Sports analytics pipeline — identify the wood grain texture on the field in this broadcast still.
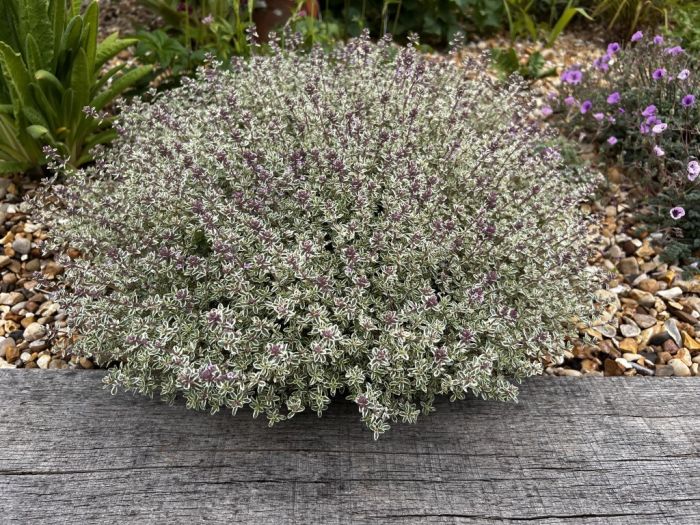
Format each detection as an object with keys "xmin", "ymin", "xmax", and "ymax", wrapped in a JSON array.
[{"xmin": 0, "ymin": 371, "xmax": 698, "ymax": 525}]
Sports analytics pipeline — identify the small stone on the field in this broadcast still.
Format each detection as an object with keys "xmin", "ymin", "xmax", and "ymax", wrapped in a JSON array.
[
  {"xmin": 11, "ymin": 237, "xmax": 31, "ymax": 255},
  {"xmin": 615, "ymin": 357, "xmax": 632, "ymax": 369},
  {"xmin": 581, "ymin": 359, "xmax": 599, "ymax": 373},
  {"xmin": 0, "ymin": 357, "xmax": 16, "ymax": 369},
  {"xmin": 658, "ymin": 351, "xmax": 673, "ymax": 364},
  {"xmin": 0, "ymin": 292, "xmax": 24, "ymax": 305},
  {"xmin": 558, "ymin": 369, "xmax": 582, "ymax": 377},
  {"xmin": 693, "ymin": 354, "xmax": 700, "ymax": 364},
  {"xmin": 655, "ymin": 364, "xmax": 675, "ymax": 377},
  {"xmin": 622, "ymin": 353, "xmax": 641, "ymax": 361},
  {"xmin": 618, "ymin": 338, "xmax": 638, "ymax": 353},
  {"xmin": 36, "ymin": 354, "xmax": 51, "ymax": 369},
  {"xmin": 606, "ymin": 245, "xmax": 624, "ymax": 259},
  {"xmin": 19, "ymin": 351, "xmax": 32, "ymax": 363},
  {"xmin": 632, "ymin": 314, "xmax": 657, "ymax": 329},
  {"xmin": 662, "ymin": 339, "xmax": 679, "ymax": 353},
  {"xmin": 681, "ymin": 331, "xmax": 700, "ymax": 350},
  {"xmin": 635, "ymin": 240, "xmax": 655, "ymax": 259},
  {"xmin": 629, "ymin": 361, "xmax": 654, "ymax": 375},
  {"xmin": 25, "ymin": 258, "xmax": 40, "ymax": 272},
  {"xmin": 42, "ymin": 261, "xmax": 64, "ymax": 279},
  {"xmin": 0, "ymin": 255, "xmax": 11, "ymax": 268},
  {"xmin": 48, "ymin": 358, "xmax": 67, "ymax": 369},
  {"xmin": 676, "ymin": 280, "xmax": 700, "ymax": 294},
  {"xmin": 0, "ymin": 337, "xmax": 14, "ymax": 358},
  {"xmin": 604, "ymin": 358, "xmax": 625, "ymax": 376},
  {"xmin": 79, "ymin": 357, "xmax": 94, "ymax": 369},
  {"xmin": 23, "ymin": 322, "xmax": 46, "ymax": 342},
  {"xmin": 676, "ymin": 348, "xmax": 692, "ymax": 367},
  {"xmin": 5, "ymin": 342, "xmax": 19, "ymax": 362},
  {"xmin": 665, "ymin": 319, "xmax": 682, "ymax": 346},
  {"xmin": 28, "ymin": 339, "xmax": 47, "ymax": 352},
  {"xmin": 599, "ymin": 324, "xmax": 618, "ymax": 338},
  {"xmin": 636, "ymin": 279, "xmax": 660, "ymax": 293},
  {"xmin": 692, "ymin": 363, "xmax": 699, "ymax": 376},
  {"xmin": 618, "ymin": 257, "xmax": 640, "ymax": 275},
  {"xmin": 668, "ymin": 358, "xmax": 691, "ymax": 377},
  {"xmin": 629, "ymin": 289, "xmax": 655, "ymax": 307},
  {"xmin": 657, "ymin": 287, "xmax": 683, "ymax": 300},
  {"xmin": 620, "ymin": 323, "xmax": 641, "ymax": 338}
]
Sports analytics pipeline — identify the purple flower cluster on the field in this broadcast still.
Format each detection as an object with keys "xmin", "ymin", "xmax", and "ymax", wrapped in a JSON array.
[{"xmin": 554, "ymin": 32, "xmax": 699, "ymax": 230}]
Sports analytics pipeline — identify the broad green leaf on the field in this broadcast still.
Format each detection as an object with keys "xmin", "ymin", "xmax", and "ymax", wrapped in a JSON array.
[
  {"xmin": 29, "ymin": 83, "xmax": 59, "ymax": 125},
  {"xmin": 21, "ymin": 0, "xmax": 52, "ymax": 66},
  {"xmin": 95, "ymin": 63, "xmax": 126, "ymax": 91},
  {"xmin": 546, "ymin": 5, "xmax": 591, "ymax": 47},
  {"xmin": 35, "ymin": 70, "xmax": 64, "ymax": 95},
  {"xmin": 91, "ymin": 65, "xmax": 153, "ymax": 110},
  {"xmin": 21, "ymin": 104, "xmax": 50, "ymax": 128},
  {"xmin": 0, "ymin": 42, "xmax": 33, "ymax": 108},
  {"xmin": 49, "ymin": 0, "xmax": 65, "ymax": 70},
  {"xmin": 61, "ymin": 88, "xmax": 75, "ymax": 129},
  {"xmin": 70, "ymin": 0, "xmax": 82, "ymax": 18},
  {"xmin": 0, "ymin": 161, "xmax": 30, "ymax": 173},
  {"xmin": 95, "ymin": 34, "xmax": 138, "ymax": 70},
  {"xmin": 61, "ymin": 16, "xmax": 84, "ymax": 56},
  {"xmin": 27, "ymin": 124, "xmax": 49, "ymax": 139},
  {"xmin": 70, "ymin": 48, "xmax": 90, "ymax": 114},
  {"xmin": 83, "ymin": 1, "xmax": 99, "ymax": 72},
  {"xmin": 25, "ymin": 34, "xmax": 43, "ymax": 73}
]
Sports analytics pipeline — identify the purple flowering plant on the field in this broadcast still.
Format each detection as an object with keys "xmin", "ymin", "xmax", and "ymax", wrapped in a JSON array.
[
  {"xmin": 553, "ymin": 34, "xmax": 700, "ymax": 266},
  {"xmin": 37, "ymin": 35, "xmax": 599, "ymax": 437}
]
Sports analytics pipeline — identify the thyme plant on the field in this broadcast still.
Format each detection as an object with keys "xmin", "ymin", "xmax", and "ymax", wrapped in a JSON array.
[{"xmin": 42, "ymin": 36, "xmax": 598, "ymax": 437}]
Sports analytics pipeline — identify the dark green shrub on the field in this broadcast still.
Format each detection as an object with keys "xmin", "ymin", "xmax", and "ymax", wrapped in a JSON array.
[{"xmin": 0, "ymin": 0, "xmax": 152, "ymax": 173}]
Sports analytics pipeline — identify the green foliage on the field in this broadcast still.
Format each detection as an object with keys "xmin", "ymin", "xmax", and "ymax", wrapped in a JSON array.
[
  {"xmin": 0, "ymin": 0, "xmax": 151, "ymax": 174},
  {"xmin": 491, "ymin": 48, "xmax": 556, "ymax": 81},
  {"xmin": 324, "ymin": 0, "xmax": 587, "ymax": 46},
  {"xmin": 41, "ymin": 37, "xmax": 598, "ymax": 437},
  {"xmin": 667, "ymin": 3, "xmax": 700, "ymax": 55},
  {"xmin": 590, "ymin": 0, "xmax": 671, "ymax": 37}
]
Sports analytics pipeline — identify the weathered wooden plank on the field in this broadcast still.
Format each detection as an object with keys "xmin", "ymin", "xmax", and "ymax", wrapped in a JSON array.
[{"xmin": 0, "ymin": 371, "xmax": 698, "ymax": 524}]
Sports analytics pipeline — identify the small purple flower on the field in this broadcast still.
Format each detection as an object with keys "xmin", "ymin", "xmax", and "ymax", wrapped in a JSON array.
[
  {"xmin": 593, "ymin": 112, "xmax": 605, "ymax": 121},
  {"xmin": 561, "ymin": 68, "xmax": 583, "ymax": 84},
  {"xmin": 631, "ymin": 31, "xmax": 643, "ymax": 42},
  {"xmin": 607, "ymin": 42, "xmax": 621, "ymax": 54},
  {"xmin": 607, "ymin": 91, "xmax": 621, "ymax": 104},
  {"xmin": 641, "ymin": 105, "xmax": 657, "ymax": 117},
  {"xmin": 665, "ymin": 46, "xmax": 684, "ymax": 56},
  {"xmin": 681, "ymin": 94, "xmax": 696, "ymax": 108},
  {"xmin": 541, "ymin": 105, "xmax": 553, "ymax": 118},
  {"xmin": 653, "ymin": 145, "xmax": 665, "ymax": 157},
  {"xmin": 640, "ymin": 122, "xmax": 650, "ymax": 134},
  {"xmin": 607, "ymin": 136, "xmax": 618, "ymax": 146},
  {"xmin": 202, "ymin": 14, "xmax": 214, "ymax": 24},
  {"xmin": 564, "ymin": 95, "xmax": 576, "ymax": 106},
  {"xmin": 652, "ymin": 68, "xmax": 667, "ymax": 80},
  {"xmin": 653, "ymin": 35, "xmax": 664, "ymax": 45},
  {"xmin": 580, "ymin": 100, "xmax": 592, "ymax": 114},
  {"xmin": 652, "ymin": 122, "xmax": 667, "ymax": 134},
  {"xmin": 678, "ymin": 69, "xmax": 690, "ymax": 80},
  {"xmin": 593, "ymin": 55, "xmax": 611, "ymax": 71},
  {"xmin": 688, "ymin": 160, "xmax": 700, "ymax": 181},
  {"xmin": 670, "ymin": 206, "xmax": 685, "ymax": 220}
]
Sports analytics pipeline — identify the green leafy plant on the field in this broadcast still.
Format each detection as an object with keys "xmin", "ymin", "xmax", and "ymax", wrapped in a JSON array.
[
  {"xmin": 0, "ymin": 0, "xmax": 152, "ymax": 174},
  {"xmin": 503, "ymin": 0, "xmax": 591, "ymax": 46},
  {"xmin": 41, "ymin": 37, "xmax": 598, "ymax": 437},
  {"xmin": 590, "ymin": 0, "xmax": 671, "ymax": 37},
  {"xmin": 667, "ymin": 2, "xmax": 700, "ymax": 55},
  {"xmin": 491, "ymin": 48, "xmax": 557, "ymax": 80}
]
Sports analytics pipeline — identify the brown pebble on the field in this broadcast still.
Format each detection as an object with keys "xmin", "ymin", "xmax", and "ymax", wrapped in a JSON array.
[{"xmin": 662, "ymin": 339, "xmax": 679, "ymax": 353}]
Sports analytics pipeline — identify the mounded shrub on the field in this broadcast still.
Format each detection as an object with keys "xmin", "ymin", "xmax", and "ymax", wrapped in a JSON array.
[{"xmin": 41, "ymin": 36, "xmax": 598, "ymax": 437}]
